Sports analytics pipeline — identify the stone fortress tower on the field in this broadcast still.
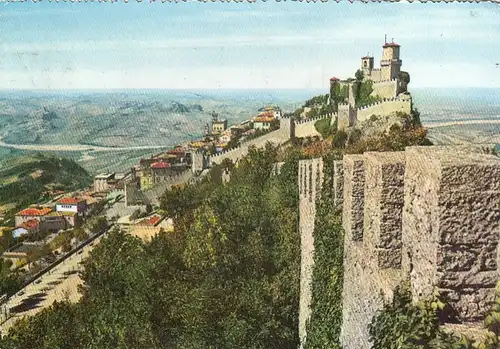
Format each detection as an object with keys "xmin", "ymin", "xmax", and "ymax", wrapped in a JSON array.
[
  {"xmin": 361, "ymin": 36, "xmax": 402, "ymax": 82},
  {"xmin": 332, "ymin": 37, "xmax": 412, "ymax": 131}
]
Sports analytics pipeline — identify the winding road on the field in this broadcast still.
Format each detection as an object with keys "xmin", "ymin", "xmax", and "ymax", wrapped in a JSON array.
[
  {"xmin": 424, "ymin": 119, "xmax": 500, "ymax": 129},
  {"xmin": 0, "ymin": 136, "xmax": 170, "ymax": 153}
]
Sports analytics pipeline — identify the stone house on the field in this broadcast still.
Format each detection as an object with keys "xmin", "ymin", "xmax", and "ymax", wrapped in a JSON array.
[
  {"xmin": 253, "ymin": 116, "xmax": 276, "ymax": 131},
  {"xmin": 14, "ymin": 207, "xmax": 52, "ymax": 227},
  {"xmin": 56, "ymin": 197, "xmax": 87, "ymax": 218}
]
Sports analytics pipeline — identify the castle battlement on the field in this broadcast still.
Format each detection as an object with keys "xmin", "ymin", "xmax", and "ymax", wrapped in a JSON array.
[
  {"xmin": 371, "ymin": 78, "xmax": 399, "ymax": 85},
  {"xmin": 356, "ymin": 96, "xmax": 406, "ymax": 111},
  {"xmin": 295, "ymin": 113, "xmax": 335, "ymax": 124},
  {"xmin": 298, "ymin": 145, "xmax": 500, "ymax": 349},
  {"xmin": 331, "ymin": 40, "xmax": 409, "ymax": 131}
]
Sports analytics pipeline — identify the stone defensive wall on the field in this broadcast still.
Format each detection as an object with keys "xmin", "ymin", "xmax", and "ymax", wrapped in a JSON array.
[
  {"xmin": 297, "ymin": 157, "xmax": 324, "ymax": 348},
  {"xmin": 125, "ymin": 170, "xmax": 194, "ymax": 206},
  {"xmin": 294, "ymin": 113, "xmax": 336, "ymax": 139},
  {"xmin": 210, "ymin": 113, "xmax": 337, "ymax": 166},
  {"xmin": 356, "ymin": 95, "xmax": 412, "ymax": 124},
  {"xmin": 209, "ymin": 117, "xmax": 294, "ymax": 166},
  {"xmin": 297, "ymin": 145, "xmax": 500, "ymax": 349},
  {"xmin": 370, "ymin": 79, "xmax": 399, "ymax": 100}
]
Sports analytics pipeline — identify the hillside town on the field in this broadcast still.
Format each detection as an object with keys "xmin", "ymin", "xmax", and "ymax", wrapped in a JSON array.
[{"xmin": 0, "ymin": 103, "xmax": 287, "ymax": 325}]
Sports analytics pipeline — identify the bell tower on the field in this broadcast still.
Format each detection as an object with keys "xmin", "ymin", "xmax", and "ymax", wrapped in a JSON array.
[
  {"xmin": 380, "ymin": 36, "xmax": 402, "ymax": 80},
  {"xmin": 361, "ymin": 54, "xmax": 374, "ymax": 78}
]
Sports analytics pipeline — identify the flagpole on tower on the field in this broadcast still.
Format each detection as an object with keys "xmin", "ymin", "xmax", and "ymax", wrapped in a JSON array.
[{"xmin": 384, "ymin": 34, "xmax": 387, "ymax": 44}]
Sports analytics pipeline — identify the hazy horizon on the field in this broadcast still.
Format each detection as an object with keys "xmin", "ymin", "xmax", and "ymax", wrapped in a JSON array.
[{"xmin": 2, "ymin": 1, "xmax": 499, "ymax": 90}]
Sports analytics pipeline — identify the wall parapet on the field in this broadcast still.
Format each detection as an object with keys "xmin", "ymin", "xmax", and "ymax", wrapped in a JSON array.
[
  {"xmin": 295, "ymin": 113, "xmax": 336, "ymax": 125},
  {"xmin": 298, "ymin": 145, "xmax": 500, "ymax": 349},
  {"xmin": 298, "ymin": 158, "xmax": 324, "ymax": 348},
  {"xmin": 356, "ymin": 96, "xmax": 408, "ymax": 111}
]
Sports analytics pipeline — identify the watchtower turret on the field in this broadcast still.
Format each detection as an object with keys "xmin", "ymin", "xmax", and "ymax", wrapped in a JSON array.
[
  {"xmin": 361, "ymin": 54, "xmax": 374, "ymax": 78},
  {"xmin": 380, "ymin": 37, "xmax": 402, "ymax": 80}
]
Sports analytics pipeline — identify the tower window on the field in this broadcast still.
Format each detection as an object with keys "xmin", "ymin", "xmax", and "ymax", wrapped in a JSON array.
[{"xmin": 364, "ymin": 61, "xmax": 367, "ymax": 67}]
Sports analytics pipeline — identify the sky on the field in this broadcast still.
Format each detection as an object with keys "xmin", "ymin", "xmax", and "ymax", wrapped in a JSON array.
[{"xmin": 1, "ymin": 1, "xmax": 500, "ymax": 90}]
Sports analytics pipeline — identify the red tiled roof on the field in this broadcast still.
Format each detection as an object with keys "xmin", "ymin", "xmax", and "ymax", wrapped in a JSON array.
[
  {"xmin": 361, "ymin": 56, "xmax": 372, "ymax": 59},
  {"xmin": 259, "ymin": 111, "xmax": 274, "ymax": 118},
  {"xmin": 254, "ymin": 116, "xmax": 275, "ymax": 123},
  {"xmin": 330, "ymin": 77, "xmax": 340, "ymax": 81},
  {"xmin": 151, "ymin": 161, "xmax": 170, "ymax": 169},
  {"xmin": 167, "ymin": 148, "xmax": 185, "ymax": 155},
  {"xmin": 57, "ymin": 197, "xmax": 81, "ymax": 205},
  {"xmin": 138, "ymin": 215, "xmax": 161, "ymax": 226},
  {"xmin": 21, "ymin": 219, "xmax": 39, "ymax": 230},
  {"xmin": 17, "ymin": 208, "xmax": 52, "ymax": 217},
  {"xmin": 383, "ymin": 42, "xmax": 400, "ymax": 48}
]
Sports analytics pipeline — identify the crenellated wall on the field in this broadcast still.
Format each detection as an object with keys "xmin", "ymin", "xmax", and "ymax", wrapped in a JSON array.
[
  {"xmin": 370, "ymin": 79, "xmax": 399, "ymax": 99},
  {"xmin": 210, "ymin": 117, "xmax": 294, "ymax": 166},
  {"xmin": 295, "ymin": 113, "xmax": 335, "ymax": 138},
  {"xmin": 356, "ymin": 95, "xmax": 412, "ymax": 123},
  {"xmin": 210, "ymin": 113, "xmax": 338, "ymax": 166},
  {"xmin": 298, "ymin": 145, "xmax": 500, "ymax": 349},
  {"xmin": 125, "ymin": 170, "xmax": 194, "ymax": 206}
]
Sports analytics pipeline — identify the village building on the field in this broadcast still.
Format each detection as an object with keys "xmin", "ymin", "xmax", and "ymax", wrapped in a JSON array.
[
  {"xmin": 218, "ymin": 130, "xmax": 232, "ymax": 144},
  {"xmin": 93, "ymin": 173, "xmax": 116, "ymax": 193},
  {"xmin": 56, "ymin": 197, "xmax": 87, "ymax": 217},
  {"xmin": 211, "ymin": 111, "xmax": 228, "ymax": 134},
  {"xmin": 128, "ymin": 214, "xmax": 173, "ymax": 242},
  {"xmin": 252, "ymin": 115, "xmax": 276, "ymax": 131},
  {"xmin": 46, "ymin": 211, "xmax": 79, "ymax": 228},
  {"xmin": 14, "ymin": 207, "xmax": 52, "ymax": 227},
  {"xmin": 1, "ymin": 242, "xmax": 43, "ymax": 267},
  {"xmin": 260, "ymin": 106, "xmax": 282, "ymax": 119}
]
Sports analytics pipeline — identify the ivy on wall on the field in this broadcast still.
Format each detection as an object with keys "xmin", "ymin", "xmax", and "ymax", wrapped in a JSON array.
[
  {"xmin": 368, "ymin": 281, "xmax": 500, "ymax": 349},
  {"xmin": 304, "ymin": 152, "xmax": 344, "ymax": 349}
]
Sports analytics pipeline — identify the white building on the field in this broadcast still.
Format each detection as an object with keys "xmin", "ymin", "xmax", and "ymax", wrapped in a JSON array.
[
  {"xmin": 93, "ymin": 173, "xmax": 115, "ymax": 193},
  {"xmin": 55, "ymin": 197, "xmax": 87, "ymax": 217}
]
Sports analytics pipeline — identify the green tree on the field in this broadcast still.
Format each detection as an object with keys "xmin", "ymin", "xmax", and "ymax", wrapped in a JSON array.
[
  {"xmin": 72, "ymin": 228, "xmax": 88, "ymax": 242},
  {"xmin": 86, "ymin": 216, "xmax": 108, "ymax": 235},
  {"xmin": 332, "ymin": 130, "xmax": 348, "ymax": 149},
  {"xmin": 0, "ymin": 259, "xmax": 20, "ymax": 295},
  {"xmin": 78, "ymin": 229, "xmax": 160, "ymax": 349},
  {"xmin": 355, "ymin": 69, "xmax": 364, "ymax": 82}
]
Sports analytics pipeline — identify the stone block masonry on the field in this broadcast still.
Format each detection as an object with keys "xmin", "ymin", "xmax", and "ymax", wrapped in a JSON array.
[
  {"xmin": 298, "ymin": 145, "xmax": 500, "ymax": 349},
  {"xmin": 402, "ymin": 146, "xmax": 500, "ymax": 322},
  {"xmin": 342, "ymin": 155, "xmax": 365, "ymax": 242},
  {"xmin": 298, "ymin": 158, "xmax": 323, "ymax": 349},
  {"xmin": 363, "ymin": 151, "xmax": 405, "ymax": 270},
  {"xmin": 333, "ymin": 160, "xmax": 343, "ymax": 208},
  {"xmin": 340, "ymin": 151, "xmax": 405, "ymax": 349}
]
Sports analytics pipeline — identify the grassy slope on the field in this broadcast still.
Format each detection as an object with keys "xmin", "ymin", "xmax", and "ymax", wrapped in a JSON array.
[{"xmin": 0, "ymin": 153, "xmax": 92, "ymax": 207}]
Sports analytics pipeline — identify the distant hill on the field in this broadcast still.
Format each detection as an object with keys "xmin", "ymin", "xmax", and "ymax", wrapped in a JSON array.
[{"xmin": 0, "ymin": 153, "xmax": 92, "ymax": 207}]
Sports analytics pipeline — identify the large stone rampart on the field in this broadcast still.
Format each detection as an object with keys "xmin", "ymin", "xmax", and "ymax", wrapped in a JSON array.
[
  {"xmin": 370, "ymin": 79, "xmax": 398, "ymax": 99},
  {"xmin": 298, "ymin": 158, "xmax": 324, "ymax": 349},
  {"xmin": 402, "ymin": 146, "xmax": 500, "ymax": 322},
  {"xmin": 295, "ymin": 113, "xmax": 335, "ymax": 139},
  {"xmin": 210, "ymin": 117, "xmax": 293, "ymax": 165},
  {"xmin": 342, "ymin": 155, "xmax": 365, "ymax": 242},
  {"xmin": 297, "ymin": 145, "xmax": 500, "ymax": 349},
  {"xmin": 356, "ymin": 95, "xmax": 412, "ymax": 123}
]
